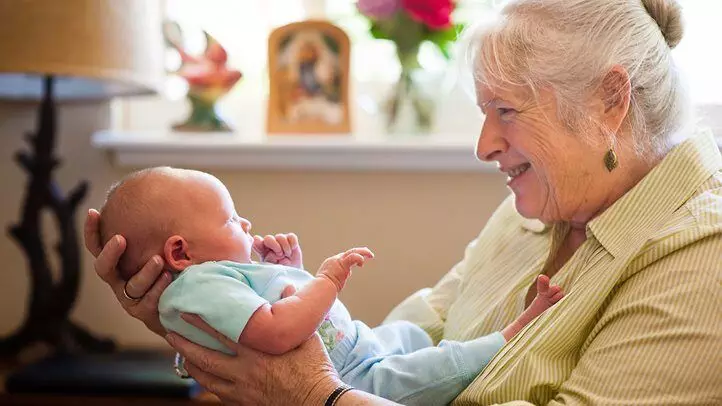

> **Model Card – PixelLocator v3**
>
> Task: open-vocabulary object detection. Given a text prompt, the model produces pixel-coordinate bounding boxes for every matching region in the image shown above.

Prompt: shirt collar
[587,130,722,258]
[521,218,549,233]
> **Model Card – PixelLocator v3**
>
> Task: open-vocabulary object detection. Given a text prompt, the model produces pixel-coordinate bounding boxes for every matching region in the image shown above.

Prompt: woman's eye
[498,108,517,122]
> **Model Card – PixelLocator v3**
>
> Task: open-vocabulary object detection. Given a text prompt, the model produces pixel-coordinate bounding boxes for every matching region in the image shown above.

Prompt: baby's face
[180,175,254,264]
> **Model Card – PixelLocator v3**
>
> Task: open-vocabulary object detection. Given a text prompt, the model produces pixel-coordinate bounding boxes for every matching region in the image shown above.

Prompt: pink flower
[401,0,454,30]
[357,0,400,19]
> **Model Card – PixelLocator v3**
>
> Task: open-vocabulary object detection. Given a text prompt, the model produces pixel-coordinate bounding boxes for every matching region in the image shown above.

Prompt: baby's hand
[253,233,303,268]
[532,274,564,309]
[317,247,374,292]
[501,275,565,342]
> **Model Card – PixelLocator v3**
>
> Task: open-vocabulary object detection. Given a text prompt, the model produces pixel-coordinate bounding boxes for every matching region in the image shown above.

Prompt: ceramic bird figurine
[164,21,242,132]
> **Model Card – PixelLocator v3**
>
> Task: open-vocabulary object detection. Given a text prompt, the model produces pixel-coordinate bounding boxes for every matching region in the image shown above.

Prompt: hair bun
[642,0,684,49]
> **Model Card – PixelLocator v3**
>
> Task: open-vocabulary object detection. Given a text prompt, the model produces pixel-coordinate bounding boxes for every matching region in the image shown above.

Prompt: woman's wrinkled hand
[84,208,171,336]
[168,313,342,406]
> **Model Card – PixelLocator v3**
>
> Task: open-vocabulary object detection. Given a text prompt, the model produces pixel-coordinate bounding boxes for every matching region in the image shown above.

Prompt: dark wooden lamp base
[0,76,115,359]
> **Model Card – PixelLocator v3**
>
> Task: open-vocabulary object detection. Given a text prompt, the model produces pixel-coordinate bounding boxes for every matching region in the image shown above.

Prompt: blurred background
[0,0,720,352]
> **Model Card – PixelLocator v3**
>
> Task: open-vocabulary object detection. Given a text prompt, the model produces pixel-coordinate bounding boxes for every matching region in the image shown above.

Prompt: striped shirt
[384,131,722,405]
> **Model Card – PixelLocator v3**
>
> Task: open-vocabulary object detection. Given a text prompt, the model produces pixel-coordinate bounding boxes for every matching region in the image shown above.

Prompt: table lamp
[0,0,163,359]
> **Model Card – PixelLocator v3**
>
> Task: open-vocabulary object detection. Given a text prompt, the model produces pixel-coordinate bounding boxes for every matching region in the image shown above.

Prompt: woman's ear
[600,65,631,134]
[163,235,193,272]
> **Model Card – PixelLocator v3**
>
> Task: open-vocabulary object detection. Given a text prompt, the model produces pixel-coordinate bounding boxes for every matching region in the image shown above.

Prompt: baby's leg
[502,275,564,341]
[339,321,505,406]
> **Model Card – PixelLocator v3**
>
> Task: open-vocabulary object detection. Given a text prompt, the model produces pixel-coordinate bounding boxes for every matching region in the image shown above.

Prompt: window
[116,0,722,137]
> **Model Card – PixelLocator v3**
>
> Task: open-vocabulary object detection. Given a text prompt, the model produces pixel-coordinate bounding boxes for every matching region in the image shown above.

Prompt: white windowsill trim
[91,129,722,173]
[91,130,495,172]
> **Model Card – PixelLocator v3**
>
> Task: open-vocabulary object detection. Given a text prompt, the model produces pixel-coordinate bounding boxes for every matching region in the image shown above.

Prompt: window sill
[91,129,722,173]
[91,130,496,172]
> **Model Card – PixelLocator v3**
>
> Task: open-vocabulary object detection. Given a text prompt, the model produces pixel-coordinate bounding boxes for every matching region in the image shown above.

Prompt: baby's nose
[241,219,252,232]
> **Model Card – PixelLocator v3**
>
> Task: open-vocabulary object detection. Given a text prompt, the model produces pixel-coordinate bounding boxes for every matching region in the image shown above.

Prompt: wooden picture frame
[267,20,351,135]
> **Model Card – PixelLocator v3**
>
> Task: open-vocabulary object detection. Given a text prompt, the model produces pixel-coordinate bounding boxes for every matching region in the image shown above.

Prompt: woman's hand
[168,313,343,406]
[84,209,171,336]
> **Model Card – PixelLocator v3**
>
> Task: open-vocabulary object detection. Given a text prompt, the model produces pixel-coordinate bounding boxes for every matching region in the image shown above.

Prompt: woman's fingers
[84,209,103,257]
[143,269,173,308]
[181,313,238,351]
[183,361,238,402]
[93,235,126,286]
[124,255,165,299]
[166,332,237,382]
[280,284,297,298]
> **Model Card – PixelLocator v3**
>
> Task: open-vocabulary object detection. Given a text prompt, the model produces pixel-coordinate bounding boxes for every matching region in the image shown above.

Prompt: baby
[99,167,564,405]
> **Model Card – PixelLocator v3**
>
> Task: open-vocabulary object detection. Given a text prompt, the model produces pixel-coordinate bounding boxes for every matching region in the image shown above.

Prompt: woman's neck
[568,153,660,232]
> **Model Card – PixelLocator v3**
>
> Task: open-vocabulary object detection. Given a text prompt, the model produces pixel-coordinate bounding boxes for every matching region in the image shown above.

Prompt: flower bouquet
[357,0,463,133]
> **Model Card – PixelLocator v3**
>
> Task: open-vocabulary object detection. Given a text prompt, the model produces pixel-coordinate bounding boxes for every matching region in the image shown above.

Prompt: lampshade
[0,0,164,101]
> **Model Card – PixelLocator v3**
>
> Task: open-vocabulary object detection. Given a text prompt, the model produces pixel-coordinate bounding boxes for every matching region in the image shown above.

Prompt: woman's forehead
[476,82,530,105]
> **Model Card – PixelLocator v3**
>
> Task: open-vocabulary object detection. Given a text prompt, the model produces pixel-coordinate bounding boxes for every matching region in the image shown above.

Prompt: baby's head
[99,167,254,280]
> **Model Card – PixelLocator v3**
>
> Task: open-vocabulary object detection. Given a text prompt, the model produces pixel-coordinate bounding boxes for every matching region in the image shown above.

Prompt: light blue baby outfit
[159,261,505,405]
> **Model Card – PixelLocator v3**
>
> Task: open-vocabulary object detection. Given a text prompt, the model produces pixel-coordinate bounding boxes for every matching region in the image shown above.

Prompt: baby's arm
[502,274,564,341]
[240,248,374,355]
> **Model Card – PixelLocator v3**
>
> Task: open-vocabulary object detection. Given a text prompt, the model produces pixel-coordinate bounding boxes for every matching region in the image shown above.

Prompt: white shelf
[91,130,722,173]
[91,130,497,172]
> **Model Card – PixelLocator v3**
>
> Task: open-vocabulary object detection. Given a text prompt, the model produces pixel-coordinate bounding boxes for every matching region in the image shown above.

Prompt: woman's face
[475,83,612,225]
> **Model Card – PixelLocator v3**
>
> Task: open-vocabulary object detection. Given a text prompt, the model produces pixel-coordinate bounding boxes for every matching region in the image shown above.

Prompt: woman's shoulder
[686,170,722,229]
[629,171,722,280]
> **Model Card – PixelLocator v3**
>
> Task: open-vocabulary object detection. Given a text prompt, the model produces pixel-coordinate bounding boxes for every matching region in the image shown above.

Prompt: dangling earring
[603,147,618,172]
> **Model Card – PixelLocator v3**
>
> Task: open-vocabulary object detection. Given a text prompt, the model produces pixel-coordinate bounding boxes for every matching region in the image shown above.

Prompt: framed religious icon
[267,20,351,135]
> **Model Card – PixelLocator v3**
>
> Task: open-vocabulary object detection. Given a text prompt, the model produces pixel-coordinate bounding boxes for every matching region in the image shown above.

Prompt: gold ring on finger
[123,282,143,302]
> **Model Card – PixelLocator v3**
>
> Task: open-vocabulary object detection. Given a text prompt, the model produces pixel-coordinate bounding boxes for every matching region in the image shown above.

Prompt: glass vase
[383,50,439,135]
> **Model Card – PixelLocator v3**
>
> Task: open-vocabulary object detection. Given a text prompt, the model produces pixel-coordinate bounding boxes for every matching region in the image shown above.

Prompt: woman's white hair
[463,0,688,158]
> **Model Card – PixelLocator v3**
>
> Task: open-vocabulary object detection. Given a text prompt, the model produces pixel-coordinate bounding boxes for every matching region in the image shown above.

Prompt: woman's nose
[476,117,507,162]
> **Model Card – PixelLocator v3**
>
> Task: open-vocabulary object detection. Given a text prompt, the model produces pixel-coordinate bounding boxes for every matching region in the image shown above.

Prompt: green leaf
[369,22,392,40]
[425,23,465,60]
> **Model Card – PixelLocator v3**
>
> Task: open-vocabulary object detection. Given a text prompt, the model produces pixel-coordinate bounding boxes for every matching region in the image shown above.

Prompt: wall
[0,102,509,349]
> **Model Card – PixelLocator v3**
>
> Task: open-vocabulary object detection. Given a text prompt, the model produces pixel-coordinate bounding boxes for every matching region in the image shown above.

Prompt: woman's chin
[512,193,541,220]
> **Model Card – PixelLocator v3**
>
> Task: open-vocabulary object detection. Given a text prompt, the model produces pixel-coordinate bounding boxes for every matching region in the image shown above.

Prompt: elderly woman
[85,0,721,404]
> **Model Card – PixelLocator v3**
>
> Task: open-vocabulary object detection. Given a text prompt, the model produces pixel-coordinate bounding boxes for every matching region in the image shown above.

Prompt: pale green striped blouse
[385,131,722,405]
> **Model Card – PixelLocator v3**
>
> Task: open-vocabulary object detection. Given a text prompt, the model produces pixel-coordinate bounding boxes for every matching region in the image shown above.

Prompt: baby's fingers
[262,235,283,255]
[252,235,266,253]
[547,285,562,296]
[550,288,565,303]
[275,234,292,257]
[287,233,299,249]
[343,247,374,260]
[536,274,550,295]
[341,253,366,269]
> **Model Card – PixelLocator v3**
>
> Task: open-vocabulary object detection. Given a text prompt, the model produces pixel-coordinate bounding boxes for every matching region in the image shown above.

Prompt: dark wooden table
[0,393,218,405]
[0,356,220,405]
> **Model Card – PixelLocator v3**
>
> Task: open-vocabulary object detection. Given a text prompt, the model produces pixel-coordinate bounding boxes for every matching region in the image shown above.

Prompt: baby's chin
[225,252,253,264]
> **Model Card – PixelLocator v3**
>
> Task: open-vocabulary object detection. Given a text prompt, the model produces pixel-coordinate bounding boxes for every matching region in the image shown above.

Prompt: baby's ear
[164,235,192,272]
